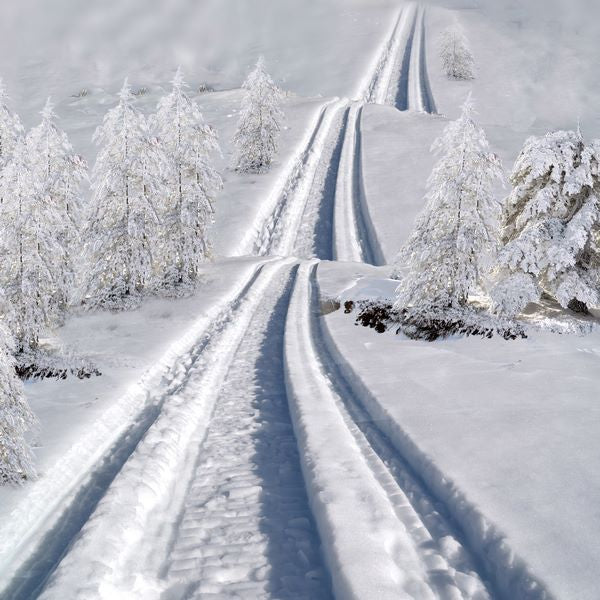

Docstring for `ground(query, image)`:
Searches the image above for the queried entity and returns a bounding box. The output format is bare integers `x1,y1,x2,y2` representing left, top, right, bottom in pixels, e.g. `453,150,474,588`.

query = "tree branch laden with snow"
492,130,600,315
0,320,36,485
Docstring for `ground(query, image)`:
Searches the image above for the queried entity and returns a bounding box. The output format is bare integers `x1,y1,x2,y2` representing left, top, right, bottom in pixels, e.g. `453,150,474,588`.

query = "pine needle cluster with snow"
492,130,600,316
393,95,503,331
439,25,475,80
233,57,284,173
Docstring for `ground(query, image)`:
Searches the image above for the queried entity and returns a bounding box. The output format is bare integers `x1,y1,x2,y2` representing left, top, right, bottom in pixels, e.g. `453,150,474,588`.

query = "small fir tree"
0,79,24,170
0,136,59,351
492,130,600,315
394,95,503,321
154,67,222,286
439,25,475,80
84,79,166,308
26,98,88,318
233,57,284,173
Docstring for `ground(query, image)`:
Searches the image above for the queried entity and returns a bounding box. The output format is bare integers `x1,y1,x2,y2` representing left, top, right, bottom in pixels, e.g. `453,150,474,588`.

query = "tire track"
333,105,384,266
253,99,346,258
10,260,308,600
291,105,349,261
161,266,331,599
408,6,437,114
285,261,493,599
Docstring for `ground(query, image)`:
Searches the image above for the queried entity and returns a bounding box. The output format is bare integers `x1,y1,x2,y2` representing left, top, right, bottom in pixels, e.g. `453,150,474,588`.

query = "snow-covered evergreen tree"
0,136,59,351
0,79,24,170
394,95,503,318
154,67,222,286
0,320,36,485
439,25,475,80
84,79,166,308
233,57,284,173
492,130,600,315
26,98,88,318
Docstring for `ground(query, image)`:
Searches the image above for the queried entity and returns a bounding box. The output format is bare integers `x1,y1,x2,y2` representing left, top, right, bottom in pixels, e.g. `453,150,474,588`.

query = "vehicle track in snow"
0,260,275,600
162,266,331,599
35,260,335,600
3,7,445,598
365,3,437,114
284,262,494,599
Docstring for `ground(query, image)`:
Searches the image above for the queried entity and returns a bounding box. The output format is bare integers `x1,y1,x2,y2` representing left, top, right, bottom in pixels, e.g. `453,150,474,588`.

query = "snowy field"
1,0,599,599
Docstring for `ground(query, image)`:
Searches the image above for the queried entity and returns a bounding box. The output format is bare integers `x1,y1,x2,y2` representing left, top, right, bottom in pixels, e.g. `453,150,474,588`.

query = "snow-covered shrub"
493,130,600,316
233,56,284,173
0,321,36,485
393,94,503,329
26,98,88,319
15,346,101,380
351,300,526,341
154,67,222,287
439,25,475,80
83,79,168,309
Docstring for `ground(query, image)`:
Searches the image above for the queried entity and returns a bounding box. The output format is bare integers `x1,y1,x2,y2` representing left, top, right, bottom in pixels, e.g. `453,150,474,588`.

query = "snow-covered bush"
393,95,503,331
0,321,36,485
83,79,167,308
439,25,475,80
154,67,222,287
233,57,284,173
349,300,525,341
26,98,88,319
492,130,600,316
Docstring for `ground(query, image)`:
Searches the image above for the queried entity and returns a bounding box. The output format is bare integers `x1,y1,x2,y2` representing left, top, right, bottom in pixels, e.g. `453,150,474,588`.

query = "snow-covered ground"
1,1,600,599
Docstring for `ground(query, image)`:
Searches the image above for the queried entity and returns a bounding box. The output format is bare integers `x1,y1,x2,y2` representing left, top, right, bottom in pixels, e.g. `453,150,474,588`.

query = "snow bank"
317,260,600,600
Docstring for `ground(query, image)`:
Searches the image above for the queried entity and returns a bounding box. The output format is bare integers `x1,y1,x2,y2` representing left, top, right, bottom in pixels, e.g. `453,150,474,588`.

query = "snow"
1,1,600,598
0,257,267,595
285,261,490,600
316,261,600,600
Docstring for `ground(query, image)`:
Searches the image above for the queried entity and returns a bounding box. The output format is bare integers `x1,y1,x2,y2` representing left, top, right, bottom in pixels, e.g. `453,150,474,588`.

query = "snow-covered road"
0,5,508,600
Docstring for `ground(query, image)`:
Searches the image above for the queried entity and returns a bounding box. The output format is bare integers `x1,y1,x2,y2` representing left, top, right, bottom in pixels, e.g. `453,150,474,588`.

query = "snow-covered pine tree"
491,130,600,316
26,98,88,319
393,95,503,327
0,79,24,170
84,79,166,308
154,67,222,286
233,56,284,173
0,136,59,352
439,25,475,80
0,320,36,485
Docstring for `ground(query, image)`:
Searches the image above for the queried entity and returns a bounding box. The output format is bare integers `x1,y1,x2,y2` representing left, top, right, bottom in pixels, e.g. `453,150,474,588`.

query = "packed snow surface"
1,0,600,599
